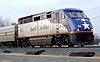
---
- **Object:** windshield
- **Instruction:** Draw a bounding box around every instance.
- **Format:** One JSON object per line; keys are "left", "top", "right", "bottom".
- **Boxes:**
{"left": 68, "top": 12, "right": 87, "bottom": 18}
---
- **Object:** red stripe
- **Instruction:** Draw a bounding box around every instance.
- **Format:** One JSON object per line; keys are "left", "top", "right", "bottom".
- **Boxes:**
{"left": 0, "top": 31, "right": 14, "bottom": 34}
{"left": 72, "top": 31, "right": 93, "bottom": 34}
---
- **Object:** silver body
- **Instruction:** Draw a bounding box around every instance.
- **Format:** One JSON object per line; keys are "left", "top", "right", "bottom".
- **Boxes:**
{"left": 0, "top": 26, "right": 15, "bottom": 42}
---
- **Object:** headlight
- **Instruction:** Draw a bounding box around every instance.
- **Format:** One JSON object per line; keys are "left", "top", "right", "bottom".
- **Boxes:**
{"left": 77, "top": 25, "right": 81, "bottom": 31}
{"left": 78, "top": 25, "right": 81, "bottom": 28}
{"left": 91, "top": 29, "right": 94, "bottom": 32}
{"left": 77, "top": 29, "right": 80, "bottom": 31}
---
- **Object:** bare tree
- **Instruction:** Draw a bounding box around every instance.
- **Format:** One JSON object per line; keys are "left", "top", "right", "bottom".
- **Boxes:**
{"left": 0, "top": 16, "right": 4, "bottom": 27}
{"left": 0, "top": 16, "right": 11, "bottom": 27}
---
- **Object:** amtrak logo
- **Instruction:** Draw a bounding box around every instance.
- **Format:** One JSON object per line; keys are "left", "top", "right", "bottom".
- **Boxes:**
{"left": 82, "top": 22, "right": 90, "bottom": 29}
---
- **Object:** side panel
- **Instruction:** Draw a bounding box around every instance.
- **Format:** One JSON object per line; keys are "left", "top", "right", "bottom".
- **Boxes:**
{"left": 18, "top": 21, "right": 38, "bottom": 37}
{"left": 38, "top": 19, "right": 51, "bottom": 35}
{"left": 30, "top": 36, "right": 52, "bottom": 45}
{"left": 0, "top": 26, "right": 15, "bottom": 42}
{"left": 18, "top": 19, "right": 68, "bottom": 38}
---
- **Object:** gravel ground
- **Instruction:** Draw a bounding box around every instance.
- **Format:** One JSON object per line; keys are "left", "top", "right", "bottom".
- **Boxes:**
{"left": 0, "top": 47, "right": 100, "bottom": 56}
{"left": 0, "top": 47, "right": 100, "bottom": 62}
{"left": 0, "top": 54, "right": 100, "bottom": 62}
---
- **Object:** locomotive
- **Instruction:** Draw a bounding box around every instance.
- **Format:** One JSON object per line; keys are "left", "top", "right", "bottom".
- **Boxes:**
{"left": 0, "top": 8, "right": 94, "bottom": 47}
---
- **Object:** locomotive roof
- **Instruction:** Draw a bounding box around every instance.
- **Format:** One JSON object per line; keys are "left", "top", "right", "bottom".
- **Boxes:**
{"left": 18, "top": 8, "right": 83, "bottom": 20}
{"left": 63, "top": 8, "right": 83, "bottom": 12}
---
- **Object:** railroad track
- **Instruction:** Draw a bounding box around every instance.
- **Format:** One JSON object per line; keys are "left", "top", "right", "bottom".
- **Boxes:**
{"left": 0, "top": 45, "right": 100, "bottom": 48}
{"left": 41, "top": 45, "right": 100, "bottom": 48}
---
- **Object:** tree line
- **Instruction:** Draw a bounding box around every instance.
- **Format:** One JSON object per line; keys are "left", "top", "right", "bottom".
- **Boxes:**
{"left": 0, "top": 16, "right": 11, "bottom": 27}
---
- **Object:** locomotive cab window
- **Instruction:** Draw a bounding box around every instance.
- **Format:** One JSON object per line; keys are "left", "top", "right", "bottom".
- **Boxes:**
{"left": 60, "top": 13, "right": 68, "bottom": 25}
{"left": 34, "top": 16, "right": 40, "bottom": 21}
{"left": 19, "top": 20, "right": 23, "bottom": 24}
{"left": 18, "top": 19, "right": 24, "bottom": 24}
{"left": 24, "top": 17, "right": 32, "bottom": 23}
{"left": 46, "top": 12, "right": 51, "bottom": 18}
{"left": 68, "top": 11, "right": 87, "bottom": 18}
{"left": 61, "top": 13, "right": 66, "bottom": 19}
{"left": 18, "top": 16, "right": 32, "bottom": 24}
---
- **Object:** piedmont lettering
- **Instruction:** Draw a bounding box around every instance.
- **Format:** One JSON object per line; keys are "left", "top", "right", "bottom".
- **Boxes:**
{"left": 30, "top": 25, "right": 49, "bottom": 31}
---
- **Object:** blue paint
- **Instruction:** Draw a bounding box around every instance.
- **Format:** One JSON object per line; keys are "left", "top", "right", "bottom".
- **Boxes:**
{"left": 63, "top": 8, "right": 93, "bottom": 32}
{"left": 0, "top": 34, "right": 14, "bottom": 36}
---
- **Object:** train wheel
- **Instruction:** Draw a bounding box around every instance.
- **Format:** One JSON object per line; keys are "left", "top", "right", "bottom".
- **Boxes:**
{"left": 63, "top": 35, "right": 74, "bottom": 47}
{"left": 32, "top": 45, "right": 35, "bottom": 48}
{"left": 58, "top": 42, "right": 62, "bottom": 47}
{"left": 51, "top": 35, "right": 63, "bottom": 47}
{"left": 12, "top": 42, "right": 17, "bottom": 48}
{"left": 68, "top": 42, "right": 74, "bottom": 47}
{"left": 20, "top": 38, "right": 29, "bottom": 48}
{"left": 40, "top": 45, "right": 43, "bottom": 48}
{"left": 51, "top": 36, "right": 56, "bottom": 46}
{"left": 81, "top": 45, "right": 84, "bottom": 47}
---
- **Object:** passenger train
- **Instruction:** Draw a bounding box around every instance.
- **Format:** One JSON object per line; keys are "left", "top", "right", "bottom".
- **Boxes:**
{"left": 0, "top": 8, "right": 94, "bottom": 47}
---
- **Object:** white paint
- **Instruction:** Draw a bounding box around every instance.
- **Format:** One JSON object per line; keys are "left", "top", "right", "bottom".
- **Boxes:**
{"left": 82, "top": 22, "right": 90, "bottom": 29}
{"left": 18, "top": 19, "right": 68, "bottom": 37}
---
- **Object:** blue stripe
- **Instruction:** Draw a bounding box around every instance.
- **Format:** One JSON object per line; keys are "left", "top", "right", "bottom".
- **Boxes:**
{"left": 0, "top": 34, "right": 14, "bottom": 36}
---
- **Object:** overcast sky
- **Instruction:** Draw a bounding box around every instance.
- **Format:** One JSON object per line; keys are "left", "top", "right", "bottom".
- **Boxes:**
{"left": 0, "top": 0, "right": 100, "bottom": 34}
